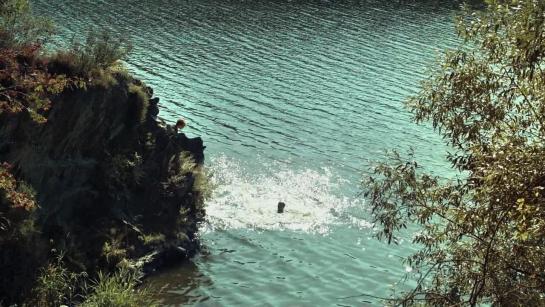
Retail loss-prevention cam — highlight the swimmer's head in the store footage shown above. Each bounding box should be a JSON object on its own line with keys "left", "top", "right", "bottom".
{"left": 277, "top": 202, "right": 286, "bottom": 213}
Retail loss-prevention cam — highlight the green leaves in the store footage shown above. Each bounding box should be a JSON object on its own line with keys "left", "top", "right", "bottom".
{"left": 365, "top": 0, "right": 545, "bottom": 305}
{"left": 0, "top": 0, "right": 54, "bottom": 49}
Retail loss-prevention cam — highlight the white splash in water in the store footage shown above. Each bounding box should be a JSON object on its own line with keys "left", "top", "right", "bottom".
{"left": 202, "top": 156, "right": 372, "bottom": 234}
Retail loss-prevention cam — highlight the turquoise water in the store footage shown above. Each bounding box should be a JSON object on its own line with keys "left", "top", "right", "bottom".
{"left": 35, "top": 0, "right": 460, "bottom": 305}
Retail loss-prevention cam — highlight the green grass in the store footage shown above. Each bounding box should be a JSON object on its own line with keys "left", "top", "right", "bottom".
{"left": 139, "top": 233, "right": 166, "bottom": 246}
{"left": 28, "top": 258, "right": 160, "bottom": 307}
{"left": 102, "top": 238, "right": 128, "bottom": 265}
{"left": 82, "top": 268, "right": 159, "bottom": 307}
{"left": 30, "top": 256, "right": 82, "bottom": 307}
{"left": 192, "top": 165, "right": 214, "bottom": 201}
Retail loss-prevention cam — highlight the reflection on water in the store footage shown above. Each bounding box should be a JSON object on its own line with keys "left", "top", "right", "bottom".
{"left": 149, "top": 261, "right": 211, "bottom": 305}
{"left": 152, "top": 227, "right": 420, "bottom": 306}
{"left": 34, "top": 0, "right": 460, "bottom": 305}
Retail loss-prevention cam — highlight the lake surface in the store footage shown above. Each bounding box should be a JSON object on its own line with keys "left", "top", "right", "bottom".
{"left": 34, "top": 0, "right": 460, "bottom": 305}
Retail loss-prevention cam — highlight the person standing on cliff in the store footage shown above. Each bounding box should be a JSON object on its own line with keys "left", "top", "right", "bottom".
{"left": 175, "top": 118, "right": 186, "bottom": 133}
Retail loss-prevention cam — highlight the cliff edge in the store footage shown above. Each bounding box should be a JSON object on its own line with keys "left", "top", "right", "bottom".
{"left": 0, "top": 48, "right": 207, "bottom": 304}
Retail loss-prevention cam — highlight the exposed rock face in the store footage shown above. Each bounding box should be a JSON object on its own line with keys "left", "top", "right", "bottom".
{"left": 0, "top": 73, "right": 205, "bottom": 278}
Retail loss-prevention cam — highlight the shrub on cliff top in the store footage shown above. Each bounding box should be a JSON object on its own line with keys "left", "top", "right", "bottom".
{"left": 0, "top": 46, "right": 82, "bottom": 122}
{"left": 48, "top": 30, "right": 132, "bottom": 78}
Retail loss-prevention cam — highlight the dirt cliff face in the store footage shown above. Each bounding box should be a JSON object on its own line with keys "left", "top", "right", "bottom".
{"left": 0, "top": 71, "right": 206, "bottom": 297}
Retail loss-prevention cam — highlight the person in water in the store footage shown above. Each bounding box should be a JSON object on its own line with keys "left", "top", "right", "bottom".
{"left": 277, "top": 202, "right": 286, "bottom": 213}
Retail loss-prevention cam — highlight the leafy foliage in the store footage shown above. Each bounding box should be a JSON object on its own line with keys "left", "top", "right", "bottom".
{"left": 0, "top": 45, "right": 85, "bottom": 122}
{"left": 365, "top": 0, "right": 545, "bottom": 305}
{"left": 102, "top": 235, "right": 128, "bottom": 265}
{"left": 0, "top": 162, "right": 46, "bottom": 304}
{"left": 0, "top": 0, "right": 54, "bottom": 49}
{"left": 49, "top": 30, "right": 132, "bottom": 78}
{"left": 0, "top": 162, "right": 37, "bottom": 238}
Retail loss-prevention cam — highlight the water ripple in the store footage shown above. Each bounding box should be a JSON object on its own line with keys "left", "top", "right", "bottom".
{"left": 33, "top": 0, "right": 461, "bottom": 305}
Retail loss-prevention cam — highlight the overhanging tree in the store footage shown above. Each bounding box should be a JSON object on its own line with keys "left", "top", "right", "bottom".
{"left": 365, "top": 0, "right": 545, "bottom": 305}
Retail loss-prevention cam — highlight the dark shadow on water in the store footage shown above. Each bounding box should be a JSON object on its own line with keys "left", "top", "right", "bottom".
{"left": 146, "top": 258, "right": 213, "bottom": 306}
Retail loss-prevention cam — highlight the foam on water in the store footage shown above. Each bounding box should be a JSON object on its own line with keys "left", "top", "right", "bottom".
{"left": 203, "top": 155, "right": 371, "bottom": 234}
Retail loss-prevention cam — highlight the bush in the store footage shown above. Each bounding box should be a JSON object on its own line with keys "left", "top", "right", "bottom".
{"left": 128, "top": 83, "right": 149, "bottom": 123}
{"left": 82, "top": 268, "right": 158, "bottom": 307}
{"left": 48, "top": 30, "right": 132, "bottom": 78}
{"left": 0, "top": 162, "right": 37, "bottom": 239}
{"left": 30, "top": 256, "right": 83, "bottom": 307}
{"left": 0, "top": 45, "right": 77, "bottom": 121}
{"left": 0, "top": 0, "right": 54, "bottom": 49}
{"left": 193, "top": 165, "right": 213, "bottom": 201}
{"left": 139, "top": 233, "right": 166, "bottom": 247}
{"left": 102, "top": 235, "right": 128, "bottom": 265}
{"left": 0, "top": 163, "right": 49, "bottom": 305}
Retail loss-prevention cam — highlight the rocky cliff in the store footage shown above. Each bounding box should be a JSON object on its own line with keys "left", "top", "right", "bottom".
{"left": 0, "top": 67, "right": 206, "bottom": 302}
